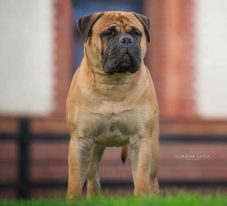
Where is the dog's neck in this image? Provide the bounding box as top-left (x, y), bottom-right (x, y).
top-left (83, 56), bottom-right (145, 85)
top-left (79, 57), bottom-right (148, 101)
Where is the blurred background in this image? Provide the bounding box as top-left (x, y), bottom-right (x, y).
top-left (0, 0), bottom-right (227, 199)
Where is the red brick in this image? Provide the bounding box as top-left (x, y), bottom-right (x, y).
top-left (0, 143), bottom-right (17, 183)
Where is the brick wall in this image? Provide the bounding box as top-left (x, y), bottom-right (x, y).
top-left (144, 0), bottom-right (227, 134)
top-left (1, 0), bottom-right (227, 137)
top-left (0, 0), bottom-right (72, 198)
top-left (0, 0), bottom-right (72, 134)
top-left (144, 0), bottom-right (195, 119)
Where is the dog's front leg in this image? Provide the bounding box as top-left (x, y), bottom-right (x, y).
top-left (66, 135), bottom-right (93, 200)
top-left (86, 144), bottom-right (105, 198)
top-left (130, 135), bottom-right (152, 196)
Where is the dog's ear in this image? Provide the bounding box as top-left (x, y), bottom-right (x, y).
top-left (132, 13), bottom-right (150, 43)
top-left (77, 12), bottom-right (104, 42)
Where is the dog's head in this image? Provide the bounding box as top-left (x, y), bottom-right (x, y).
top-left (77, 11), bottom-right (150, 74)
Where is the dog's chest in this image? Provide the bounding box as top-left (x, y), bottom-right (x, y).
top-left (78, 108), bottom-right (144, 147)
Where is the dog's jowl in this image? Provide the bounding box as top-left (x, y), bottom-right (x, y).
top-left (66, 11), bottom-right (160, 199)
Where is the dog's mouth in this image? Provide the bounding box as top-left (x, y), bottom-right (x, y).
top-left (119, 54), bottom-right (131, 67)
top-left (105, 53), bottom-right (135, 75)
top-left (114, 53), bottom-right (132, 73)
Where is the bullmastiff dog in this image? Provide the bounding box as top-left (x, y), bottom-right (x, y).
top-left (66, 11), bottom-right (160, 199)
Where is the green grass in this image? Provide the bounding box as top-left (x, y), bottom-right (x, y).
top-left (1, 191), bottom-right (227, 206)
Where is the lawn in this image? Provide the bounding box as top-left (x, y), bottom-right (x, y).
top-left (1, 191), bottom-right (227, 206)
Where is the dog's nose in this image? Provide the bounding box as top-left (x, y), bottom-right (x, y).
top-left (119, 35), bottom-right (133, 45)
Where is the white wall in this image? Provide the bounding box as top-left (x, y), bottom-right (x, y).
top-left (195, 0), bottom-right (227, 119)
top-left (0, 0), bottom-right (54, 116)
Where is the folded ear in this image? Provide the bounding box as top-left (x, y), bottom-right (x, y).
top-left (77, 12), bottom-right (104, 42)
top-left (132, 12), bottom-right (150, 43)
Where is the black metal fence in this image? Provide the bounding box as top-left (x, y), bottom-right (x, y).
top-left (1, 118), bottom-right (227, 199)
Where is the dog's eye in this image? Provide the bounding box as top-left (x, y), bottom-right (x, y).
top-left (103, 31), bottom-right (114, 37)
top-left (100, 26), bottom-right (118, 39)
top-left (133, 30), bottom-right (141, 37)
top-left (101, 30), bottom-right (116, 38)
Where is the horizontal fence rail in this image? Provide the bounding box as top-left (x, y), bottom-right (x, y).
top-left (1, 118), bottom-right (227, 199)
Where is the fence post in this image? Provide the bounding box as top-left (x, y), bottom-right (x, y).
top-left (17, 118), bottom-right (31, 199)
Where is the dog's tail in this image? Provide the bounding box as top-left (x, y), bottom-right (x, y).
top-left (121, 144), bottom-right (128, 165)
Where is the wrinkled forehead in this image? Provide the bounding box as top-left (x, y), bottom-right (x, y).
top-left (92, 12), bottom-right (144, 33)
